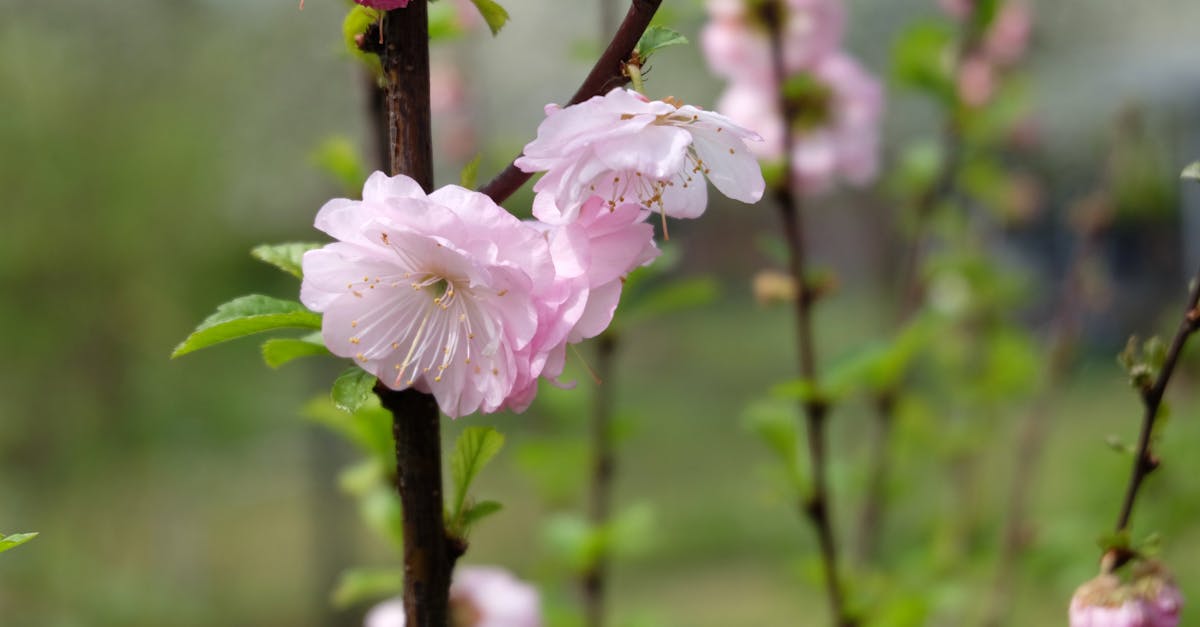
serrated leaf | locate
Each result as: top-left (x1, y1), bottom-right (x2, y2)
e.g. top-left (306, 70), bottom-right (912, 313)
top-left (460, 154), bottom-right (482, 189)
top-left (172, 295), bottom-right (322, 358)
top-left (251, 243), bottom-right (323, 279)
top-left (468, 0), bottom-right (509, 35)
top-left (449, 427), bottom-right (505, 524)
top-left (634, 26), bottom-right (688, 60)
top-left (461, 500), bottom-right (503, 528)
top-left (261, 333), bottom-right (330, 368)
top-left (1183, 162), bottom-right (1200, 181)
top-left (0, 532), bottom-right (37, 554)
top-left (332, 567), bottom-right (404, 608)
top-left (332, 368), bottom-right (377, 414)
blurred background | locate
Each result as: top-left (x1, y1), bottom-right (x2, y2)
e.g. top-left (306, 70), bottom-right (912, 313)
top-left (3, 0), bottom-right (1200, 625)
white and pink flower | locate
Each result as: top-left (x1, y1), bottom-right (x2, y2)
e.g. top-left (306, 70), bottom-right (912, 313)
top-left (701, 0), bottom-right (846, 84)
top-left (365, 566), bottom-right (542, 627)
top-left (515, 88), bottom-right (765, 223)
top-left (301, 173), bottom-right (555, 418)
top-left (1069, 567), bottom-right (1184, 627)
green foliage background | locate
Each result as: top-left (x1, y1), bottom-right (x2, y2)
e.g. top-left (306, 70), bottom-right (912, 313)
top-left (3, 0), bottom-right (1200, 626)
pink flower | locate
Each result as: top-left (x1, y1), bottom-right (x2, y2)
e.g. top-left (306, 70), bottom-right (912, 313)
top-left (1069, 568), bottom-right (1185, 627)
top-left (937, 0), bottom-right (975, 19)
top-left (355, 0), bottom-right (411, 9)
top-left (505, 198), bottom-right (659, 410)
top-left (957, 53), bottom-right (996, 108)
top-left (701, 0), bottom-right (845, 84)
top-left (983, 1), bottom-right (1032, 67)
top-left (364, 566), bottom-right (542, 627)
top-left (515, 88), bottom-right (764, 223)
top-left (300, 173), bottom-right (555, 418)
top-left (715, 51), bottom-right (883, 194)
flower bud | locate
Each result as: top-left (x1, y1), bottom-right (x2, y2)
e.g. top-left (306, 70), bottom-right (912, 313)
top-left (1069, 575), bottom-right (1148, 627)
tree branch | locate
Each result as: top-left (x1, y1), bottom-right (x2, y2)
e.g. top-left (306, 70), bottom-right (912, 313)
top-left (1108, 263), bottom-right (1200, 568)
top-left (764, 2), bottom-right (854, 625)
top-left (582, 332), bottom-right (618, 627)
top-left (477, 0), bottom-right (662, 204)
top-left (373, 4), bottom-right (462, 625)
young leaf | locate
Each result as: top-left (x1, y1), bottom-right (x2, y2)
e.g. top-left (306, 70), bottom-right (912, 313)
top-left (634, 26), bottom-right (688, 61)
top-left (172, 295), bottom-right (322, 358)
top-left (332, 368), bottom-right (377, 414)
top-left (1183, 162), bottom-right (1200, 181)
top-left (461, 500), bottom-right (504, 528)
top-left (0, 532), bottom-right (37, 554)
top-left (460, 154), bottom-right (482, 189)
top-left (251, 243), bottom-right (322, 279)
top-left (261, 332), bottom-right (330, 369)
top-left (331, 567), bottom-right (404, 608)
top-left (468, 0), bottom-right (509, 35)
top-left (310, 136), bottom-right (366, 195)
top-left (449, 427), bottom-right (505, 523)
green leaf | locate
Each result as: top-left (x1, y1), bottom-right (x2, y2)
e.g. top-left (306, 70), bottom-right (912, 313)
top-left (310, 136), bottom-right (366, 195)
top-left (305, 397), bottom-right (393, 463)
top-left (0, 532), bottom-right (37, 554)
top-left (448, 427), bottom-right (505, 524)
top-left (261, 332), bottom-right (330, 368)
top-left (891, 21), bottom-right (955, 102)
top-left (342, 6), bottom-right (383, 75)
top-left (461, 500), bottom-right (503, 528)
top-left (332, 368), bottom-right (377, 414)
top-left (1183, 162), bottom-right (1200, 181)
top-left (332, 567), bottom-right (404, 608)
top-left (460, 154), bottom-right (482, 189)
top-left (251, 243), bottom-right (322, 279)
top-left (634, 26), bottom-right (688, 60)
top-left (172, 295), bottom-right (322, 358)
top-left (468, 0), bottom-right (509, 35)
top-left (743, 399), bottom-right (804, 489)
top-left (428, 0), bottom-right (466, 41)
top-left (618, 276), bottom-right (719, 327)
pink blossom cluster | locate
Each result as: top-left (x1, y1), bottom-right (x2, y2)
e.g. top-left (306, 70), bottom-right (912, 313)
top-left (300, 90), bottom-right (764, 418)
top-left (365, 566), bottom-right (541, 627)
top-left (701, 0), bottom-right (883, 195)
top-left (1069, 568), bottom-right (1183, 627)
top-left (939, 0), bottom-right (1033, 107)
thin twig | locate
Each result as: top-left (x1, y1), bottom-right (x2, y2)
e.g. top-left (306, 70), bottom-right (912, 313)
top-left (477, 0), bottom-right (662, 204)
top-left (372, 4), bottom-right (463, 625)
top-left (1107, 264), bottom-right (1200, 570)
top-left (763, 2), bottom-right (854, 625)
top-left (582, 332), bottom-right (618, 627)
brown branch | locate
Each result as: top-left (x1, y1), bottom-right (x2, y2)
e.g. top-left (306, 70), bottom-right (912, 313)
top-left (763, 2), bottom-right (854, 625)
top-left (372, 4), bottom-right (463, 626)
top-left (1108, 263), bottom-right (1200, 566)
top-left (477, 0), bottom-right (662, 204)
top-left (581, 332), bottom-right (618, 627)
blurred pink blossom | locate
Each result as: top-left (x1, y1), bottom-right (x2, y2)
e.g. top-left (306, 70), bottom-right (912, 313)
top-left (365, 566), bottom-right (542, 627)
top-left (937, 0), bottom-right (974, 20)
top-left (355, 0), bottom-right (411, 9)
top-left (957, 53), bottom-right (996, 108)
top-left (715, 52), bottom-right (883, 194)
top-left (983, 1), bottom-right (1032, 67)
top-left (516, 88), bottom-right (764, 223)
top-left (430, 61), bottom-right (477, 161)
top-left (701, 0), bottom-right (845, 83)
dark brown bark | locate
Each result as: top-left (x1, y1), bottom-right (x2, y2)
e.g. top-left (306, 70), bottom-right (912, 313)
top-left (373, 4), bottom-right (461, 626)
top-left (581, 333), bottom-right (618, 627)
top-left (477, 0), bottom-right (663, 204)
top-left (763, 2), bottom-right (854, 625)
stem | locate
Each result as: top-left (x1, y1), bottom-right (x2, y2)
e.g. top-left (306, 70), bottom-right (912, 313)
top-left (477, 0), bottom-right (663, 204)
top-left (626, 62), bottom-right (645, 95)
top-left (1108, 263), bottom-right (1200, 566)
top-left (764, 2), bottom-right (854, 625)
top-left (372, 4), bottom-right (463, 625)
top-left (582, 332), bottom-right (618, 627)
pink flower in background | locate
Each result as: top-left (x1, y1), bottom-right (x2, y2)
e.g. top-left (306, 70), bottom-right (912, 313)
top-left (430, 61), bottom-right (478, 162)
top-left (355, 0), bottom-right (411, 9)
top-left (516, 88), bottom-right (764, 223)
top-left (701, 0), bottom-right (845, 84)
top-left (365, 566), bottom-right (542, 627)
top-left (937, 0), bottom-right (974, 19)
top-left (300, 173), bottom-right (555, 418)
top-left (957, 53), bottom-right (996, 107)
top-left (983, 1), bottom-right (1032, 67)
top-left (716, 52), bottom-right (883, 194)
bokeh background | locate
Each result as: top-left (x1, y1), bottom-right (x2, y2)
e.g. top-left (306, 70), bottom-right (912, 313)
top-left (4, 0), bottom-right (1200, 625)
